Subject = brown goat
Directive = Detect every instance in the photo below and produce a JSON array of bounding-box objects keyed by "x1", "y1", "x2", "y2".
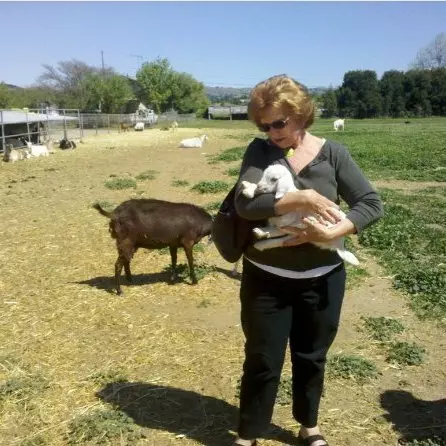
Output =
[
  {"x1": 119, "y1": 122, "x2": 133, "y2": 133},
  {"x1": 93, "y1": 199, "x2": 213, "y2": 295}
]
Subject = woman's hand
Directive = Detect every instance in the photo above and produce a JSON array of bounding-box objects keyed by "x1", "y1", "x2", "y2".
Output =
[
  {"x1": 280, "y1": 217, "x2": 357, "y2": 247},
  {"x1": 300, "y1": 190, "x2": 342, "y2": 224},
  {"x1": 280, "y1": 218, "x2": 335, "y2": 247}
]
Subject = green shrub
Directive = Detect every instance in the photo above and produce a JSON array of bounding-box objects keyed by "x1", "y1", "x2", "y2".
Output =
[
  {"x1": 191, "y1": 181, "x2": 230, "y2": 194},
  {"x1": 361, "y1": 316, "x2": 405, "y2": 342},
  {"x1": 386, "y1": 342, "x2": 426, "y2": 366},
  {"x1": 327, "y1": 354, "x2": 378, "y2": 382},
  {"x1": 135, "y1": 170, "x2": 158, "y2": 181},
  {"x1": 104, "y1": 177, "x2": 137, "y2": 190}
]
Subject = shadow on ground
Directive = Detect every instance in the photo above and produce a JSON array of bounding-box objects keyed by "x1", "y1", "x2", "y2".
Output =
[
  {"x1": 97, "y1": 381, "x2": 300, "y2": 446},
  {"x1": 76, "y1": 266, "x2": 240, "y2": 293},
  {"x1": 380, "y1": 390, "x2": 446, "y2": 444}
]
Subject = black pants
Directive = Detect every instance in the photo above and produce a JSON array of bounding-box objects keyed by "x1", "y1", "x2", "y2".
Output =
[{"x1": 237, "y1": 258, "x2": 346, "y2": 440}]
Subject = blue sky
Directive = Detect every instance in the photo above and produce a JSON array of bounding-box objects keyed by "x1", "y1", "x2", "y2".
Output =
[{"x1": 1, "y1": 1, "x2": 445, "y2": 89}]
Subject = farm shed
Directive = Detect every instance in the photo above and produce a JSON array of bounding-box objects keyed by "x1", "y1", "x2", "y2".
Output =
[
  {"x1": 207, "y1": 105, "x2": 248, "y2": 120},
  {"x1": 0, "y1": 109, "x2": 78, "y2": 152}
]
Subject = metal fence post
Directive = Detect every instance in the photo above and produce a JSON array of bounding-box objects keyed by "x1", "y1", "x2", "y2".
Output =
[{"x1": 0, "y1": 110, "x2": 5, "y2": 152}]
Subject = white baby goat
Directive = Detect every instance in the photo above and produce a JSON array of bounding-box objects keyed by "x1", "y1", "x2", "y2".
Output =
[
  {"x1": 26, "y1": 141, "x2": 49, "y2": 158},
  {"x1": 179, "y1": 134, "x2": 208, "y2": 148},
  {"x1": 333, "y1": 119, "x2": 345, "y2": 131},
  {"x1": 241, "y1": 164, "x2": 359, "y2": 266}
]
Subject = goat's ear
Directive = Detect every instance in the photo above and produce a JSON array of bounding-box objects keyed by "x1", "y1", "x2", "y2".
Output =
[{"x1": 274, "y1": 176, "x2": 290, "y2": 200}]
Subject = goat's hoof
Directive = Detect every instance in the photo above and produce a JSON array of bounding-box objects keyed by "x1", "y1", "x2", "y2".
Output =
[{"x1": 116, "y1": 290, "x2": 123, "y2": 296}]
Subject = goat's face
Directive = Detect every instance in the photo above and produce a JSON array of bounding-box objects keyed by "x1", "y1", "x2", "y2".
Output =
[
  {"x1": 201, "y1": 135, "x2": 209, "y2": 142},
  {"x1": 256, "y1": 164, "x2": 292, "y2": 199}
]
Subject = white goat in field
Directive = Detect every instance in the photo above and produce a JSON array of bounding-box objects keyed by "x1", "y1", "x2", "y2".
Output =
[
  {"x1": 3, "y1": 144, "x2": 29, "y2": 163},
  {"x1": 333, "y1": 118, "x2": 345, "y2": 131},
  {"x1": 134, "y1": 122, "x2": 145, "y2": 131},
  {"x1": 25, "y1": 141, "x2": 49, "y2": 158},
  {"x1": 241, "y1": 164, "x2": 359, "y2": 266},
  {"x1": 179, "y1": 134, "x2": 208, "y2": 148},
  {"x1": 171, "y1": 120, "x2": 179, "y2": 132}
]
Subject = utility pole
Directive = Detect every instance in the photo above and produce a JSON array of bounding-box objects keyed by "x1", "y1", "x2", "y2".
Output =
[
  {"x1": 101, "y1": 50, "x2": 105, "y2": 74},
  {"x1": 130, "y1": 54, "x2": 144, "y2": 75}
]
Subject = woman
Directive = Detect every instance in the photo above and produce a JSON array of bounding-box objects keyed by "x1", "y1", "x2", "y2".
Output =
[{"x1": 232, "y1": 75, "x2": 383, "y2": 446}]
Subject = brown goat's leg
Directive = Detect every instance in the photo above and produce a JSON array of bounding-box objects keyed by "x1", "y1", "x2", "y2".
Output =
[
  {"x1": 115, "y1": 239, "x2": 135, "y2": 295},
  {"x1": 124, "y1": 261, "x2": 132, "y2": 283},
  {"x1": 114, "y1": 256, "x2": 125, "y2": 295},
  {"x1": 169, "y1": 246, "x2": 178, "y2": 282},
  {"x1": 183, "y1": 243, "x2": 197, "y2": 284}
]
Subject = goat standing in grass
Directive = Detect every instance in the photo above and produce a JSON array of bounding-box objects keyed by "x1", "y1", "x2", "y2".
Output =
[
  {"x1": 333, "y1": 118, "x2": 345, "y2": 131},
  {"x1": 171, "y1": 120, "x2": 179, "y2": 132},
  {"x1": 93, "y1": 199, "x2": 213, "y2": 295},
  {"x1": 242, "y1": 164, "x2": 359, "y2": 266}
]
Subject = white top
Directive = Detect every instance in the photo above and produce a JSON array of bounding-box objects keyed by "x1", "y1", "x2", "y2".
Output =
[{"x1": 245, "y1": 256, "x2": 342, "y2": 279}]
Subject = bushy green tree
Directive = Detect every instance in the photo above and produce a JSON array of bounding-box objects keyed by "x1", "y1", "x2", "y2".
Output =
[
  {"x1": 404, "y1": 70, "x2": 432, "y2": 116},
  {"x1": 136, "y1": 57, "x2": 174, "y2": 113},
  {"x1": 170, "y1": 72, "x2": 209, "y2": 114},
  {"x1": 321, "y1": 87, "x2": 338, "y2": 118},
  {"x1": 430, "y1": 68, "x2": 446, "y2": 115},
  {"x1": 0, "y1": 82, "x2": 11, "y2": 108},
  {"x1": 82, "y1": 73, "x2": 134, "y2": 113},
  {"x1": 380, "y1": 70, "x2": 406, "y2": 117},
  {"x1": 338, "y1": 70, "x2": 382, "y2": 118}
]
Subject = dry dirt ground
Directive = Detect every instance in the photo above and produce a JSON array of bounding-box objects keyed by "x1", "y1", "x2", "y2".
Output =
[{"x1": 0, "y1": 128, "x2": 445, "y2": 446}]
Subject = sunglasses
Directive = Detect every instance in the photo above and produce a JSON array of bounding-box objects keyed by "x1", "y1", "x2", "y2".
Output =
[{"x1": 257, "y1": 117, "x2": 290, "y2": 132}]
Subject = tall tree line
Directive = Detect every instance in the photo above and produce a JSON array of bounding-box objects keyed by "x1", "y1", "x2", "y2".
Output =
[{"x1": 320, "y1": 68, "x2": 446, "y2": 118}]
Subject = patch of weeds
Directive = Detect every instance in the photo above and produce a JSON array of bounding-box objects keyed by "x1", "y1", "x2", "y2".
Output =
[
  {"x1": 44, "y1": 167, "x2": 58, "y2": 172},
  {"x1": 0, "y1": 374, "x2": 49, "y2": 403},
  {"x1": 135, "y1": 170, "x2": 158, "y2": 181},
  {"x1": 108, "y1": 174, "x2": 117, "y2": 178},
  {"x1": 361, "y1": 316, "x2": 405, "y2": 342},
  {"x1": 210, "y1": 146, "x2": 246, "y2": 163},
  {"x1": 346, "y1": 265, "x2": 370, "y2": 289},
  {"x1": 162, "y1": 263, "x2": 216, "y2": 282},
  {"x1": 87, "y1": 370, "x2": 128, "y2": 386},
  {"x1": 104, "y1": 177, "x2": 137, "y2": 190},
  {"x1": 105, "y1": 145, "x2": 116, "y2": 150},
  {"x1": 172, "y1": 179, "x2": 190, "y2": 187},
  {"x1": 386, "y1": 342, "x2": 426, "y2": 366},
  {"x1": 226, "y1": 166, "x2": 241, "y2": 177},
  {"x1": 358, "y1": 188, "x2": 446, "y2": 321},
  {"x1": 197, "y1": 299, "x2": 212, "y2": 308},
  {"x1": 191, "y1": 180, "x2": 230, "y2": 194},
  {"x1": 92, "y1": 200, "x2": 115, "y2": 213},
  {"x1": 327, "y1": 354, "x2": 379, "y2": 383},
  {"x1": 193, "y1": 242, "x2": 205, "y2": 253},
  {"x1": 67, "y1": 408, "x2": 145, "y2": 445}
]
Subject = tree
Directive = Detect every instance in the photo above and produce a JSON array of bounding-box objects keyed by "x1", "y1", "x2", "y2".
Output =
[
  {"x1": 321, "y1": 88, "x2": 338, "y2": 118},
  {"x1": 430, "y1": 68, "x2": 446, "y2": 115},
  {"x1": 82, "y1": 73, "x2": 134, "y2": 113},
  {"x1": 170, "y1": 72, "x2": 209, "y2": 114},
  {"x1": 0, "y1": 82, "x2": 11, "y2": 108},
  {"x1": 338, "y1": 70, "x2": 381, "y2": 118},
  {"x1": 412, "y1": 33, "x2": 446, "y2": 69},
  {"x1": 136, "y1": 58, "x2": 174, "y2": 113},
  {"x1": 36, "y1": 59, "x2": 114, "y2": 110},
  {"x1": 380, "y1": 70, "x2": 406, "y2": 117},
  {"x1": 404, "y1": 70, "x2": 432, "y2": 117}
]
